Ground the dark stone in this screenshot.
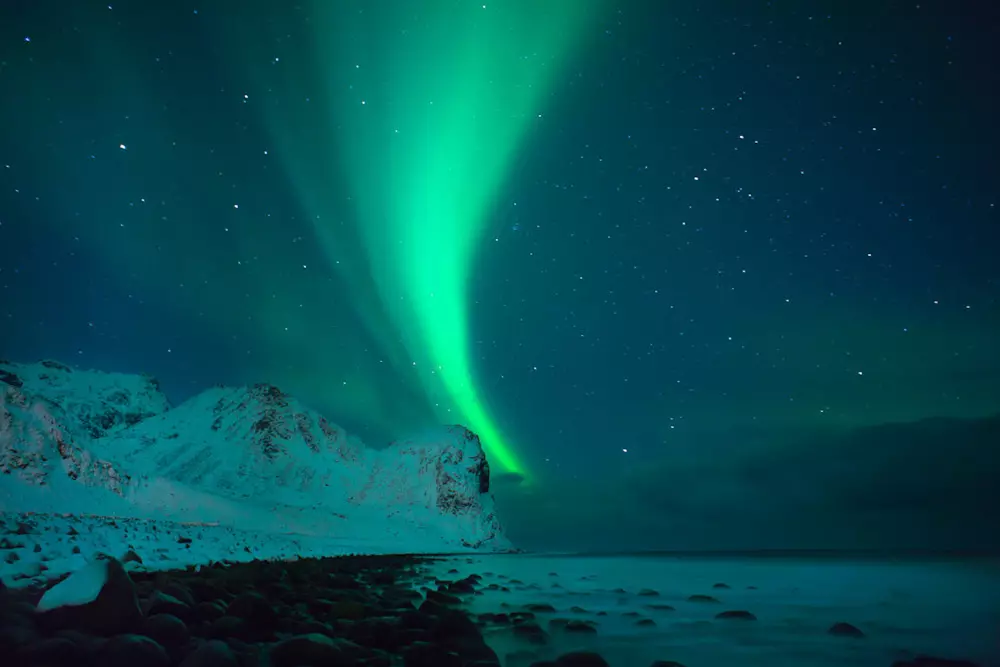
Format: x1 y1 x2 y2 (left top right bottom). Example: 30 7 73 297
293 619 335 636
302 596 335 614
269 633 343 667
399 609 434 631
37 555 143 637
0 369 23 387
649 662 687 667
524 603 557 612
513 621 548 644
364 650 396 667
715 610 757 620
195 600 227 622
160 581 197 607
426 589 463 605
712 582 731 589
687 594 720 603
827 621 865 638
330 598 370 620
144 590 193 621
401 640 463 667
178 639 238 667
15 637 82 666
397 627 431 646
637 588 659 596
455 642 499 665
225 591 278 637
563 619 598 634
343 617 399 650
891 657 980 667
447 578 477 593
8 599 37 618
418 598 448 617
0 618 39 653
433 608 483 642
636 618 657 626
206 615 251 641
53 628 106 657
99 634 170 667
329 573 364 590
185 579 225 604
644 603 675 611
555 651 610 666
505 648 536 663
142 613 190 647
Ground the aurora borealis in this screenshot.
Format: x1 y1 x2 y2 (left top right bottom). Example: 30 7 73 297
212 0 601 479
296 1 599 477
2 1 999 550
2 0 603 480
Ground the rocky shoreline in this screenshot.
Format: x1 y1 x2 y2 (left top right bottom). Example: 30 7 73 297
0 552 985 667
0 552 617 667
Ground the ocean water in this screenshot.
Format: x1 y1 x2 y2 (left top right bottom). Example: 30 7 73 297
423 553 1000 667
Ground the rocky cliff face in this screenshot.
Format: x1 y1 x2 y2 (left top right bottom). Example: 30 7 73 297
0 360 167 494
0 359 508 552
378 426 503 548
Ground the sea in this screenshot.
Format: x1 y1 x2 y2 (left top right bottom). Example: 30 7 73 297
421 551 1000 667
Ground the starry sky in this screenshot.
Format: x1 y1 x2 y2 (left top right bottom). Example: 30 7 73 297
1 1 998 550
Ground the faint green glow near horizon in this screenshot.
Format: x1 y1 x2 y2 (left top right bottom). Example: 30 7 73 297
310 1 598 478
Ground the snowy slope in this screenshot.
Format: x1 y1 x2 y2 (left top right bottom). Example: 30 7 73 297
0 359 511 585
0 359 168 497
92 383 505 547
94 383 374 506
0 359 170 440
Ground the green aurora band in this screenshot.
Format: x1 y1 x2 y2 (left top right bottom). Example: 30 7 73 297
228 1 600 478
305 2 598 479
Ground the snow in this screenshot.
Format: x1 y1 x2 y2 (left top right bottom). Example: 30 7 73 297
0 359 510 587
0 359 170 441
36 555 110 611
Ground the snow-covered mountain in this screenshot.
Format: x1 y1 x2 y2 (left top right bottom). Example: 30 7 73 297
0 359 509 584
0 359 168 496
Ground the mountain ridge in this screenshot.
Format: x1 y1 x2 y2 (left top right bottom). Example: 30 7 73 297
0 358 509 585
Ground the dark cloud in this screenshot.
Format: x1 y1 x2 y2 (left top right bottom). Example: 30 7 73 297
495 415 1000 552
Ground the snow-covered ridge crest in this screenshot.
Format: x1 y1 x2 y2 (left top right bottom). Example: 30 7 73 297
0 359 166 493
0 358 510 585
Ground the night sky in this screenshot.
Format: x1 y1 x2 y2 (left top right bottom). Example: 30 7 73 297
2 1 998 551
